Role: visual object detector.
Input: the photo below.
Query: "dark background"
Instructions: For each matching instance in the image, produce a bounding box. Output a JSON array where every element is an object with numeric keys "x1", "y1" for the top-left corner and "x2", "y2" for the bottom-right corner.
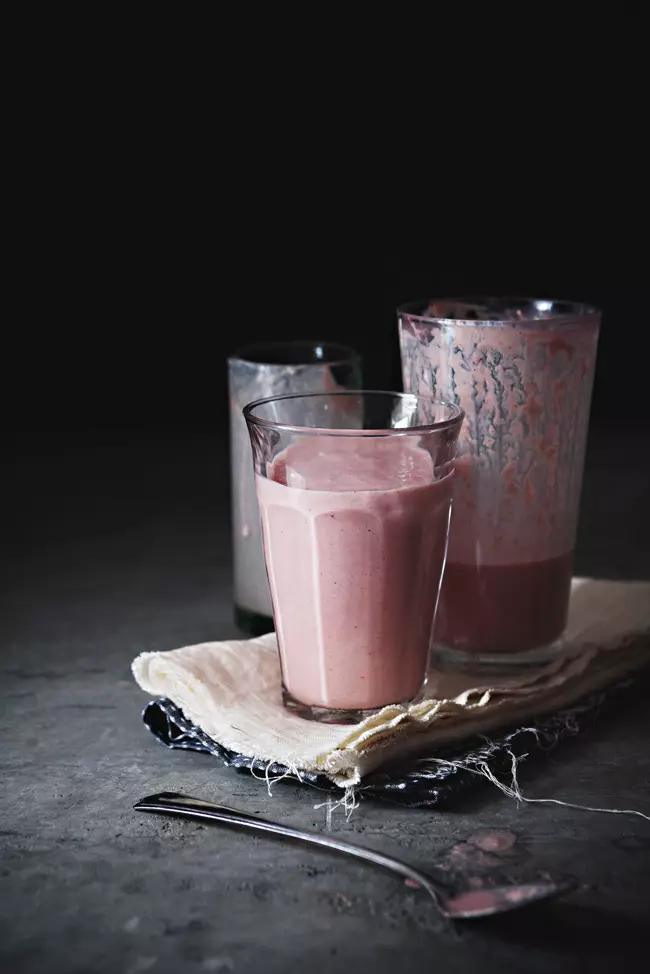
[{"x1": 6, "y1": 264, "x2": 650, "y2": 436}]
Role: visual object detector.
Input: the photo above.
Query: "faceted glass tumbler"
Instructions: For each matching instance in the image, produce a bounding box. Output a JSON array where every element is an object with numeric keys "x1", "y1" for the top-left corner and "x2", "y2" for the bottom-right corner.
[{"x1": 244, "y1": 391, "x2": 463, "y2": 722}]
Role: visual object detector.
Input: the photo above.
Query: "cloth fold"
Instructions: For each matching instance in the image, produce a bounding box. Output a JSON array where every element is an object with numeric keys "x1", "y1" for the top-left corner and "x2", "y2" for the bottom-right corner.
[{"x1": 132, "y1": 579, "x2": 649, "y2": 788}]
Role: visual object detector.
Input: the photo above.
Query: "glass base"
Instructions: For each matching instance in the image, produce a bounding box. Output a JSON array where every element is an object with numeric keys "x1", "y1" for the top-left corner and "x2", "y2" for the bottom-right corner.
[
  {"x1": 282, "y1": 686, "x2": 400, "y2": 725},
  {"x1": 234, "y1": 604, "x2": 274, "y2": 638},
  {"x1": 431, "y1": 638, "x2": 565, "y2": 674}
]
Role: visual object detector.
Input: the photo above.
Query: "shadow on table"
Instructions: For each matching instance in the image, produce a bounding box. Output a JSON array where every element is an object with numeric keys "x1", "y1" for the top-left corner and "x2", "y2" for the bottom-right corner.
[{"x1": 481, "y1": 901, "x2": 647, "y2": 957}]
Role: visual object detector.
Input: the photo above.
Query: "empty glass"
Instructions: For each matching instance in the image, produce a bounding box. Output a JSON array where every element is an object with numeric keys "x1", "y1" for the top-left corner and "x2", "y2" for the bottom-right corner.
[{"x1": 229, "y1": 342, "x2": 360, "y2": 635}]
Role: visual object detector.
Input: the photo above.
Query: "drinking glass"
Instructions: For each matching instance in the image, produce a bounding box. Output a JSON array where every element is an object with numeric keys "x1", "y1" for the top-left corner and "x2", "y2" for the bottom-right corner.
[
  {"x1": 244, "y1": 391, "x2": 463, "y2": 723},
  {"x1": 398, "y1": 297, "x2": 601, "y2": 667},
  {"x1": 229, "y1": 342, "x2": 360, "y2": 635}
]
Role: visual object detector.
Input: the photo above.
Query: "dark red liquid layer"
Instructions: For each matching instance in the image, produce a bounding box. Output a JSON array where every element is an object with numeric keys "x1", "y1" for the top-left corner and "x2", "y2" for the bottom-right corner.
[{"x1": 434, "y1": 552, "x2": 574, "y2": 655}]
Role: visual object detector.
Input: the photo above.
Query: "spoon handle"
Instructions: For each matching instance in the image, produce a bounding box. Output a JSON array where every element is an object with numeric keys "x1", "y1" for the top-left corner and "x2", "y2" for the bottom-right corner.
[{"x1": 134, "y1": 791, "x2": 444, "y2": 908}]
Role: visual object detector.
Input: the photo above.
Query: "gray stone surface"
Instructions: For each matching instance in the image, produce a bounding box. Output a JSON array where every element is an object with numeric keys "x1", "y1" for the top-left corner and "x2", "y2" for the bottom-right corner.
[{"x1": 2, "y1": 429, "x2": 650, "y2": 974}]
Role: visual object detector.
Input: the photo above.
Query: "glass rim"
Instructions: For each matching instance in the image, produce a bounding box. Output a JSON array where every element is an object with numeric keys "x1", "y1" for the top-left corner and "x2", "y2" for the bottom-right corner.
[
  {"x1": 398, "y1": 296, "x2": 601, "y2": 327},
  {"x1": 229, "y1": 339, "x2": 360, "y2": 367},
  {"x1": 243, "y1": 390, "x2": 464, "y2": 437}
]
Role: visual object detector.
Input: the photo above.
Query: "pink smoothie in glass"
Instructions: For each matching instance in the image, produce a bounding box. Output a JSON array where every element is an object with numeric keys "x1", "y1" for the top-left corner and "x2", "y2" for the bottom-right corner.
[{"x1": 255, "y1": 436, "x2": 454, "y2": 711}]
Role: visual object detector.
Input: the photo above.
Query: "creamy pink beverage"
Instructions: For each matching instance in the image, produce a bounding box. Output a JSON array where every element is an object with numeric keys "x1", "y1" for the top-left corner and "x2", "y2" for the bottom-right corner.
[{"x1": 256, "y1": 437, "x2": 454, "y2": 712}]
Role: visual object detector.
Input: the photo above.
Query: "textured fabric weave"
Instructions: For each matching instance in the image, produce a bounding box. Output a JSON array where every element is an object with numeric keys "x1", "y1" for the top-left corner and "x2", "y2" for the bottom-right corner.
[{"x1": 132, "y1": 579, "x2": 649, "y2": 787}]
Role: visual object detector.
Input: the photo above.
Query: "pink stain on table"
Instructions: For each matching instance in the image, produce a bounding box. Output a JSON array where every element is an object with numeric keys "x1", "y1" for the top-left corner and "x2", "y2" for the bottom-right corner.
[{"x1": 467, "y1": 830, "x2": 518, "y2": 853}]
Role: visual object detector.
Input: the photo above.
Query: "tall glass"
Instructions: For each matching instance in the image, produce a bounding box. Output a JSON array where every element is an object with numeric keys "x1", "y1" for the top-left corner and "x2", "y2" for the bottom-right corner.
[
  {"x1": 245, "y1": 391, "x2": 463, "y2": 723},
  {"x1": 399, "y1": 298, "x2": 601, "y2": 667},
  {"x1": 229, "y1": 342, "x2": 361, "y2": 636}
]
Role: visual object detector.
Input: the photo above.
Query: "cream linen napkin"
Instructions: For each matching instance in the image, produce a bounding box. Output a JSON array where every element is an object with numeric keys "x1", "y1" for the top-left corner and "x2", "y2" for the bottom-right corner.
[{"x1": 132, "y1": 579, "x2": 650, "y2": 788}]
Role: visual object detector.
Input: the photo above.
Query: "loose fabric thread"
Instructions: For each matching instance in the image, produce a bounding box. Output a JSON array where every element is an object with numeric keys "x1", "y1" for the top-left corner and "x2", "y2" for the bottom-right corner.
[
  {"x1": 314, "y1": 787, "x2": 360, "y2": 829},
  {"x1": 250, "y1": 757, "x2": 300, "y2": 797},
  {"x1": 424, "y1": 748, "x2": 650, "y2": 823}
]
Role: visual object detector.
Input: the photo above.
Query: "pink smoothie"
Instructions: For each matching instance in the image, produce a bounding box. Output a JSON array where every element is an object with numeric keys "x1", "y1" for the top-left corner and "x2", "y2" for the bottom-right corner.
[{"x1": 256, "y1": 437, "x2": 454, "y2": 712}]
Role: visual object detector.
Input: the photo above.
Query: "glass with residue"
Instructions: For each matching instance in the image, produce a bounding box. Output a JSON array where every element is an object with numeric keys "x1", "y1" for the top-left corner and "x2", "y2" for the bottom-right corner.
[
  {"x1": 398, "y1": 298, "x2": 601, "y2": 666},
  {"x1": 229, "y1": 343, "x2": 361, "y2": 636}
]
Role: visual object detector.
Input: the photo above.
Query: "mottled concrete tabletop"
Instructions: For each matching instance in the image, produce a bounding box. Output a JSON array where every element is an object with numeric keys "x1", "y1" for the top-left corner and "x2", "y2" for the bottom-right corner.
[{"x1": 3, "y1": 430, "x2": 649, "y2": 974}]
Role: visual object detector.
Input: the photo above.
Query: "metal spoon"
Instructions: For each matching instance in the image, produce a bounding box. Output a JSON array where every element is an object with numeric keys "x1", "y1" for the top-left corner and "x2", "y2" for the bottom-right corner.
[{"x1": 134, "y1": 792, "x2": 574, "y2": 920}]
